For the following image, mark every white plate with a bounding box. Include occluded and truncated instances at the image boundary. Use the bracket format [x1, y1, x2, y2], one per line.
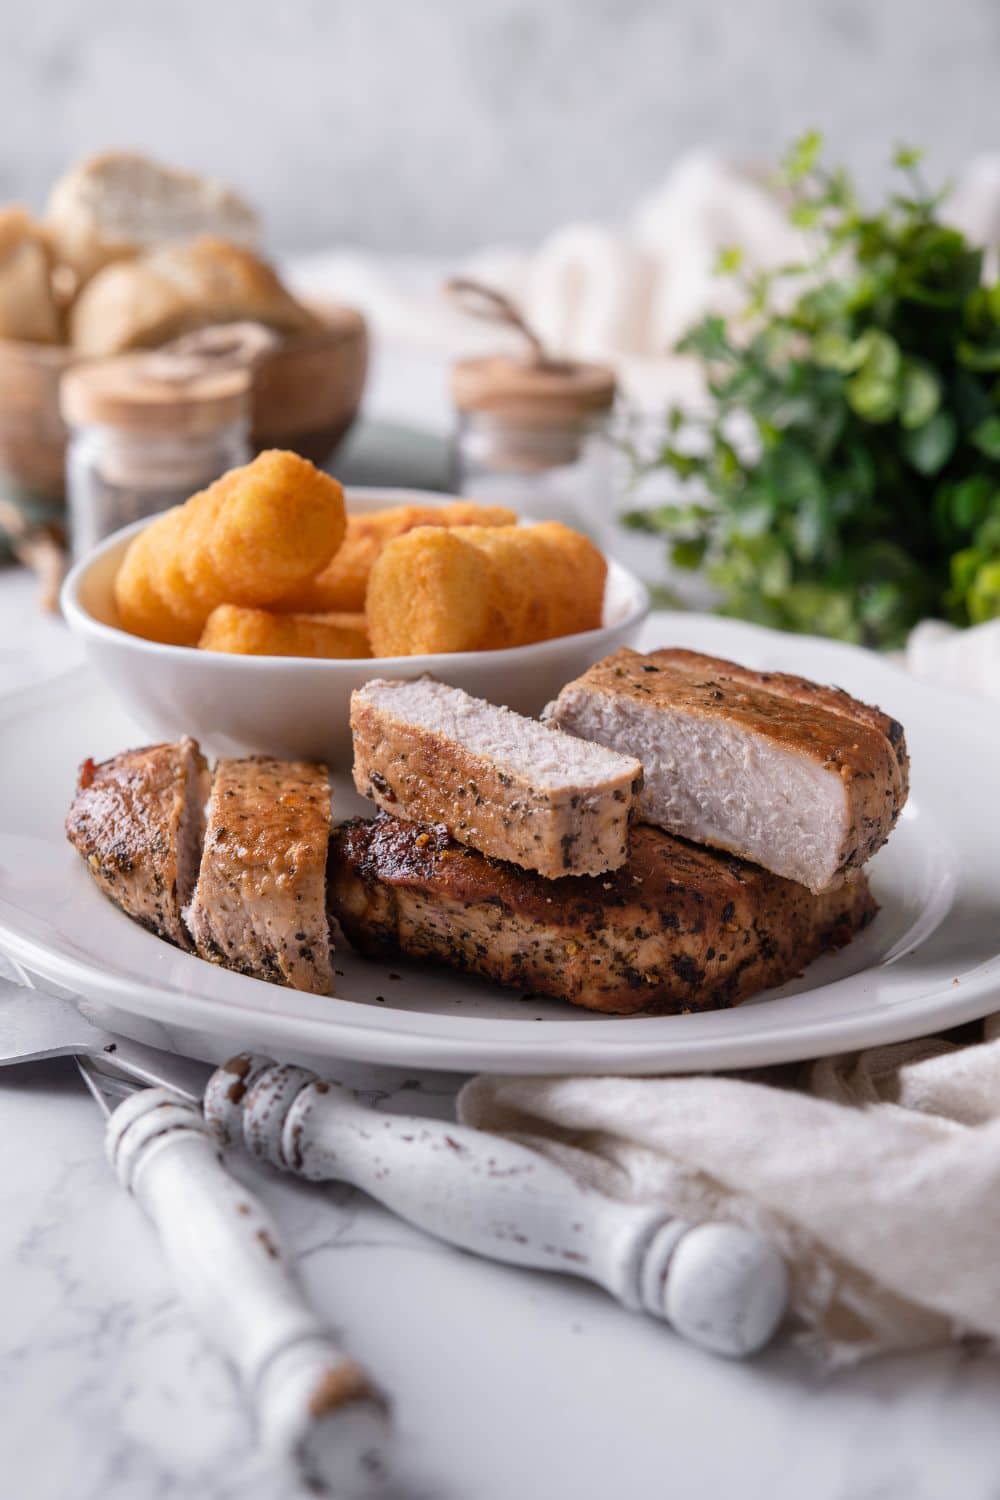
[2, 613, 998, 1075]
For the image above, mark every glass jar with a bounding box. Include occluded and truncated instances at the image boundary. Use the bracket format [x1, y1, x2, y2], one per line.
[450, 354, 616, 532]
[454, 408, 616, 529]
[60, 354, 252, 558]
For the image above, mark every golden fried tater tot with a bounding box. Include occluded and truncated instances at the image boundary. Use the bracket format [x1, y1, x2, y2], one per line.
[525, 521, 607, 639]
[203, 450, 345, 602]
[274, 500, 516, 614]
[366, 529, 491, 656]
[113, 450, 346, 645]
[198, 604, 370, 659]
[365, 521, 606, 657]
[113, 508, 193, 645]
[448, 525, 550, 648]
[438, 502, 517, 527]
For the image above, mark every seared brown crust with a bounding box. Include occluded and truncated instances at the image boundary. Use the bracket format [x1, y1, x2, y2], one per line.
[557, 647, 909, 882]
[350, 689, 642, 878]
[328, 813, 877, 1015]
[65, 738, 209, 949]
[188, 756, 333, 994]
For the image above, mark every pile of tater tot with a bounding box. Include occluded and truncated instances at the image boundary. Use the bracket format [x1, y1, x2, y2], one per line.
[113, 449, 608, 658]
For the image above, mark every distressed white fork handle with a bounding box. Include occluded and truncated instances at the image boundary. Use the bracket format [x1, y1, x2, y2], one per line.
[106, 1087, 393, 1495]
[206, 1056, 789, 1358]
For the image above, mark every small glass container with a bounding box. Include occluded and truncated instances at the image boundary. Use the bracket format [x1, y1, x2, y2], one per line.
[450, 354, 617, 530]
[60, 353, 253, 558]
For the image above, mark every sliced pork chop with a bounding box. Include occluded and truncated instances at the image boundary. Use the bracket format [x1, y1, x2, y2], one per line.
[66, 737, 210, 948]
[547, 647, 909, 893]
[351, 677, 643, 878]
[328, 812, 877, 1015]
[186, 756, 333, 995]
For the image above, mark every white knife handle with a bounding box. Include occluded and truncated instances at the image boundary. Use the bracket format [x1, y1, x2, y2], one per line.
[106, 1087, 393, 1495]
[206, 1058, 787, 1358]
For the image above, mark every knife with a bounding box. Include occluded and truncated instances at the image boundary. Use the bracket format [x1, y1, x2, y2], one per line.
[0, 979, 393, 1496]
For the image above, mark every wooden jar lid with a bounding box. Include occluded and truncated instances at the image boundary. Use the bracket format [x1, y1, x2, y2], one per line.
[451, 355, 616, 428]
[60, 352, 251, 436]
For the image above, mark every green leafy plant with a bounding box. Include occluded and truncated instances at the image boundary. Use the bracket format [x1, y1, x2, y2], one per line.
[624, 133, 1000, 647]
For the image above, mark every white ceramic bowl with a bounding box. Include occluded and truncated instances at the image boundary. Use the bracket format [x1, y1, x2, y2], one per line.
[61, 488, 650, 768]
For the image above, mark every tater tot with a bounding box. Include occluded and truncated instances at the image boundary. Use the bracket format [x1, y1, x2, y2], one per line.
[203, 450, 345, 602]
[274, 500, 516, 614]
[366, 529, 491, 656]
[113, 450, 346, 645]
[113, 508, 194, 645]
[365, 521, 606, 657]
[198, 604, 370, 658]
[525, 522, 607, 638]
[146, 487, 227, 641]
[447, 525, 550, 648]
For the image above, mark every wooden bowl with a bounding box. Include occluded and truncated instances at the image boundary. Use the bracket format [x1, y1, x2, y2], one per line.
[0, 302, 369, 526]
[250, 303, 368, 464]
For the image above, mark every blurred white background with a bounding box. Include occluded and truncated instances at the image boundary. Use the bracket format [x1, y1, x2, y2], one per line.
[1, 0, 997, 252]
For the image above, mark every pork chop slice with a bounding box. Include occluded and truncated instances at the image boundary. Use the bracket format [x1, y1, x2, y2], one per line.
[547, 647, 909, 892]
[186, 756, 334, 994]
[351, 676, 643, 877]
[327, 812, 877, 1015]
[65, 737, 210, 948]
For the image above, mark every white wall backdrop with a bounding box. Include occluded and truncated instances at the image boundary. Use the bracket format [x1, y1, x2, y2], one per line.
[1, 0, 997, 252]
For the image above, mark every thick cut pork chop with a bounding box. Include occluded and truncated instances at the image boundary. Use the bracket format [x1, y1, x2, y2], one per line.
[351, 677, 643, 877]
[328, 813, 876, 1015]
[65, 737, 210, 948]
[186, 756, 333, 995]
[548, 648, 909, 892]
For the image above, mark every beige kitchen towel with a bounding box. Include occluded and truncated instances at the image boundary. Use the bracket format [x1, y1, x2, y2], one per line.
[458, 1018, 1000, 1366]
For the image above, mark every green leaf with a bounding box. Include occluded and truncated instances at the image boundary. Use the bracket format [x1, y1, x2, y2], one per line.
[950, 476, 993, 530]
[714, 245, 744, 277]
[968, 560, 1000, 623]
[782, 130, 823, 184]
[898, 362, 941, 429]
[757, 544, 792, 597]
[792, 492, 829, 561]
[956, 340, 1000, 373]
[844, 329, 903, 422]
[677, 316, 732, 362]
[671, 537, 708, 570]
[901, 411, 957, 474]
[790, 200, 822, 229]
[855, 329, 902, 381]
[845, 371, 897, 423]
[971, 415, 1000, 459]
[950, 546, 983, 595]
[893, 144, 925, 170]
[657, 446, 702, 479]
[813, 330, 865, 373]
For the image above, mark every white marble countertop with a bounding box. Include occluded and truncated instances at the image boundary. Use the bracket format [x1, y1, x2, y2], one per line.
[7, 1049, 1000, 1500]
[3, 356, 1000, 1500]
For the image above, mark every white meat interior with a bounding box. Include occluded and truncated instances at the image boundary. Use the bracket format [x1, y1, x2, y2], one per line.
[557, 689, 849, 890]
[176, 738, 210, 914]
[359, 678, 638, 789]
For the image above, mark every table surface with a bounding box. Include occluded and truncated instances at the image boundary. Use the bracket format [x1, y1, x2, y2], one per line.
[3, 354, 999, 1500]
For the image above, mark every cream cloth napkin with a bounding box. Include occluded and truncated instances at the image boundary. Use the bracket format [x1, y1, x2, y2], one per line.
[458, 1015, 1000, 1366]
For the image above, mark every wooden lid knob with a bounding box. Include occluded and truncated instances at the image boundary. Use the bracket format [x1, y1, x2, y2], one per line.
[451, 354, 616, 427]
